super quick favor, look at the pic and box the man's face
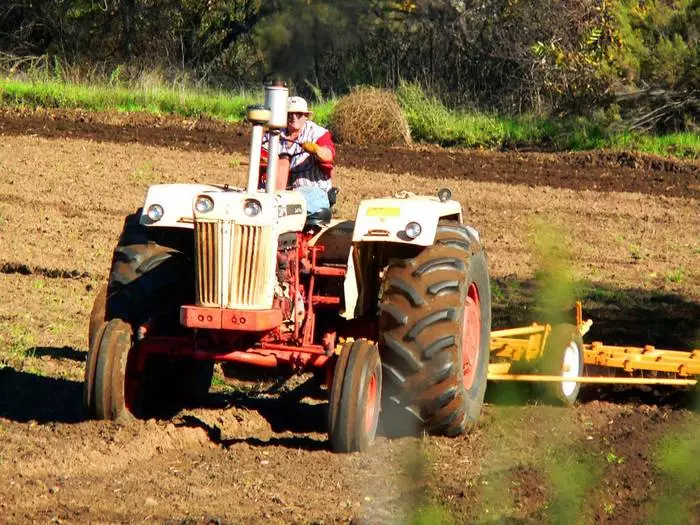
[287,112,307,132]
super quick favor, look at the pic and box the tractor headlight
[146,204,164,222]
[404,221,422,239]
[194,195,214,214]
[438,188,452,202]
[243,199,262,217]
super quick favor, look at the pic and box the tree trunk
[122,0,136,62]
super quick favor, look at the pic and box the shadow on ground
[30,345,85,361]
[491,277,700,350]
[485,380,698,410]
[2,280,695,431]
[489,278,699,409]
[203,386,328,435]
[0,366,85,423]
[175,379,330,451]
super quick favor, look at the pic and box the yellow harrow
[487,302,699,404]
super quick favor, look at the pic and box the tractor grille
[228,224,274,308]
[194,220,274,309]
[194,220,221,306]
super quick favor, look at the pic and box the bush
[329,86,411,146]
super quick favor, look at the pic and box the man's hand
[302,141,320,155]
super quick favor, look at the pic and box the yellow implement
[487,302,699,388]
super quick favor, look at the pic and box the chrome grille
[194,220,274,309]
[228,224,274,308]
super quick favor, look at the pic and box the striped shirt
[279,121,335,192]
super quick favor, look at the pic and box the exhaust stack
[263,81,289,194]
[244,80,289,194]
[245,105,270,193]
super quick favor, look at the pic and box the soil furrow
[0,260,92,280]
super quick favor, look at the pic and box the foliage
[543,446,600,524]
[650,424,700,524]
[530,221,580,325]
[396,82,539,147]
[609,0,699,91]
[0,0,696,130]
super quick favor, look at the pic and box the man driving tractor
[262,96,336,213]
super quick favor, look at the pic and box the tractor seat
[328,187,339,208]
[305,208,332,227]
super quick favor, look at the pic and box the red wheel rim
[363,371,379,435]
[462,283,481,390]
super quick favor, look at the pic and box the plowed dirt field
[0,109,698,524]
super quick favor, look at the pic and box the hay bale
[329,87,411,146]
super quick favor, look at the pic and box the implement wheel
[379,222,491,437]
[537,323,584,406]
[328,339,382,453]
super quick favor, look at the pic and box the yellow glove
[302,141,320,155]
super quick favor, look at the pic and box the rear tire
[379,222,491,437]
[536,324,584,406]
[328,339,382,453]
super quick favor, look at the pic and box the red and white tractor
[85,82,492,452]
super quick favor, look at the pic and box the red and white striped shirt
[279,121,335,192]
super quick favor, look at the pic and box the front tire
[379,222,491,437]
[84,209,208,420]
[88,283,108,352]
[328,339,382,453]
[87,319,138,421]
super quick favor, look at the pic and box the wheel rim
[363,370,379,435]
[462,283,481,390]
[561,341,581,398]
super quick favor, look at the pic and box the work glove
[302,141,320,155]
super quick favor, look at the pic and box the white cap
[287,96,312,114]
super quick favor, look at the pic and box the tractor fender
[345,199,484,320]
[351,195,468,246]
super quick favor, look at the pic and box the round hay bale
[329,87,411,146]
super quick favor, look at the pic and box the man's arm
[304,143,333,163]
[302,130,335,164]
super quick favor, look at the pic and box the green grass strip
[1,77,697,159]
[0,78,258,121]
[396,83,699,159]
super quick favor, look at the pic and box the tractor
[85,82,492,452]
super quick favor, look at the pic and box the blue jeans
[296,186,330,214]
